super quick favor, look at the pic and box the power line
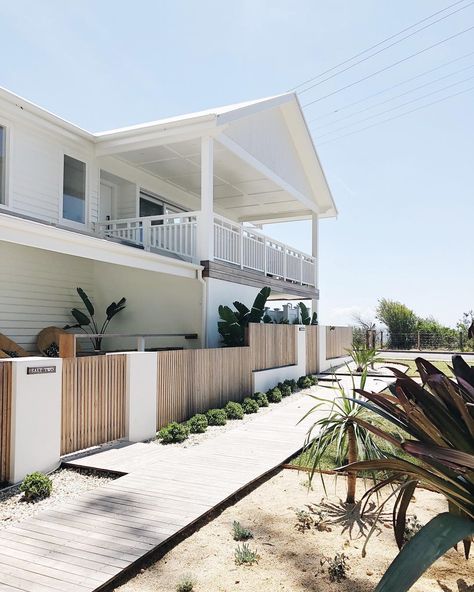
[293,0,474,95]
[311,62,474,131]
[315,84,474,146]
[307,50,474,123]
[313,73,474,139]
[302,24,474,108]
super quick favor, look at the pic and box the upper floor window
[0,126,5,205]
[63,155,86,224]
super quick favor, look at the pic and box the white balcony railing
[214,215,316,287]
[94,212,316,286]
[94,212,199,261]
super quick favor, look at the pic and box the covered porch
[93,94,336,293]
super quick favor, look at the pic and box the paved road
[379,350,474,362]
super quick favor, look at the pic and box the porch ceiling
[115,139,312,223]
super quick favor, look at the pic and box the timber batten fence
[305,326,319,374]
[0,362,12,482]
[156,347,252,429]
[247,323,297,370]
[61,355,127,455]
[326,326,353,359]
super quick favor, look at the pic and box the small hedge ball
[242,397,259,414]
[252,391,269,407]
[158,422,190,444]
[280,384,292,397]
[297,375,313,389]
[284,379,297,392]
[266,387,282,403]
[225,401,244,420]
[206,408,227,426]
[187,414,208,433]
[20,472,53,501]
[308,374,318,386]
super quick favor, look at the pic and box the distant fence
[156,347,252,429]
[306,326,319,374]
[354,330,469,352]
[61,355,127,455]
[0,362,12,482]
[326,326,353,359]
[247,323,297,371]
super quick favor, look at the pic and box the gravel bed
[0,467,116,530]
[152,387,312,449]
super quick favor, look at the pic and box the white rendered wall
[9,357,62,483]
[205,277,261,348]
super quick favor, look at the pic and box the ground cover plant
[242,397,259,414]
[20,472,52,501]
[232,520,253,541]
[157,422,189,443]
[225,401,244,420]
[176,575,195,592]
[187,414,208,433]
[206,408,227,426]
[234,542,259,565]
[252,391,269,407]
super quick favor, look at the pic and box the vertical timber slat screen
[326,326,353,359]
[61,355,127,455]
[305,326,319,374]
[247,323,297,371]
[157,347,252,429]
[0,362,12,483]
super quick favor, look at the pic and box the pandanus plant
[301,370,386,504]
[345,356,474,592]
[217,287,271,346]
[64,287,126,350]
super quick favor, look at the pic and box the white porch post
[196,136,214,263]
[311,213,319,318]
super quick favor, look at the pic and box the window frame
[60,152,88,229]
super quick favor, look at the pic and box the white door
[99,183,114,221]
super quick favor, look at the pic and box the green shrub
[176,575,195,592]
[279,383,292,397]
[235,543,259,565]
[284,379,297,392]
[225,401,244,420]
[307,374,318,386]
[157,422,189,444]
[187,414,208,433]
[252,391,269,407]
[297,375,312,389]
[232,520,253,541]
[206,408,227,426]
[20,472,52,501]
[242,397,259,414]
[266,387,282,403]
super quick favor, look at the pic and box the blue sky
[1,1,472,327]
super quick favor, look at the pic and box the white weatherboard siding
[223,106,314,202]
[0,241,204,352]
[0,242,95,350]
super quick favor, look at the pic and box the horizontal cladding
[0,242,94,351]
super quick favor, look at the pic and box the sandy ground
[117,470,472,592]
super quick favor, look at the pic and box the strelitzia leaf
[71,308,90,326]
[76,287,94,317]
[374,513,474,592]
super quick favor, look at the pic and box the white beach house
[0,88,336,351]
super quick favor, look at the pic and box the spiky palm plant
[301,370,387,504]
[345,355,474,591]
[348,345,381,373]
